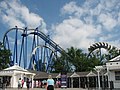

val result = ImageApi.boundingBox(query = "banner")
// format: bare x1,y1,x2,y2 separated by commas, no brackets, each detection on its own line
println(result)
61,72,67,88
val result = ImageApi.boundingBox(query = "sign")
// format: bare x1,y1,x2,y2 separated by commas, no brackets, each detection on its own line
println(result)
61,72,67,88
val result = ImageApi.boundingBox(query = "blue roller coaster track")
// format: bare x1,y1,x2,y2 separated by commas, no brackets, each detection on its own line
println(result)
3,26,66,72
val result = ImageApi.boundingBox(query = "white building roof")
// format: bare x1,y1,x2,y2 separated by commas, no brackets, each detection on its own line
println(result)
86,71,96,77
70,72,80,77
109,55,120,62
106,55,120,70
56,73,61,78
4,64,27,72
0,64,35,76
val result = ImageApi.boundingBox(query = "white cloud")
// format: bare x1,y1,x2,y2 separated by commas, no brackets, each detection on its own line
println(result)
98,13,117,31
109,40,120,49
61,1,83,18
0,0,120,52
61,2,78,15
118,12,120,24
52,18,100,50
52,0,120,50
0,0,47,33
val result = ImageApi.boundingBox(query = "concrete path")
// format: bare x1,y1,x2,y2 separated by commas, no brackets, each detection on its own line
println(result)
1,88,88,90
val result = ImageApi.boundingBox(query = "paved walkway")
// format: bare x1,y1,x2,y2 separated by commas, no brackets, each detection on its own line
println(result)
1,88,88,90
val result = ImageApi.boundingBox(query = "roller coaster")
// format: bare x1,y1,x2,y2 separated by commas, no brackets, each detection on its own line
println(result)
3,26,66,72
87,42,120,63
3,26,119,72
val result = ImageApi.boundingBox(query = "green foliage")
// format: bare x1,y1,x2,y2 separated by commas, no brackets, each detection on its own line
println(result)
101,46,120,63
52,46,102,72
52,44,120,73
52,52,73,73
108,46,120,59
0,42,11,70
66,47,102,72
87,55,101,71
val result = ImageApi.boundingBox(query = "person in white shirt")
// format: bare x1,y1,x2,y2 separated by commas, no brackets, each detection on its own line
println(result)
47,75,54,90
18,78,22,89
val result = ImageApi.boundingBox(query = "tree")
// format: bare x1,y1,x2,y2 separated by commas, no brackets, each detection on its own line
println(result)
52,46,101,72
52,45,119,73
66,47,87,72
87,54,102,71
52,51,73,73
0,42,11,70
66,47,101,72
108,46,120,59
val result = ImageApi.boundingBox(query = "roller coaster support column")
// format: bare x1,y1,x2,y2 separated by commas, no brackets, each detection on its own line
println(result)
14,26,18,64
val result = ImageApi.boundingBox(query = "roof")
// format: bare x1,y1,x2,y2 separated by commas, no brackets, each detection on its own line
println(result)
109,55,120,62
4,64,27,72
34,72,48,79
0,71,13,76
33,71,94,79
70,72,79,77
76,71,90,77
0,64,35,76
86,71,96,77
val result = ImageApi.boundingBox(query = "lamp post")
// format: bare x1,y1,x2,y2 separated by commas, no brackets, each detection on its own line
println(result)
96,69,101,90
94,66,104,90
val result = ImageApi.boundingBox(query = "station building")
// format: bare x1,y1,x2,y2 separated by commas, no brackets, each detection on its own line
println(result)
0,55,120,89
33,55,120,89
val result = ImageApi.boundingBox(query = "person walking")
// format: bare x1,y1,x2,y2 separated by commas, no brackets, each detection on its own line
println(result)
46,75,54,90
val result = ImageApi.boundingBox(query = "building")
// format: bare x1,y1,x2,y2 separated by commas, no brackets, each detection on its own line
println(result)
106,55,120,89
0,55,120,89
33,71,97,88
0,64,35,88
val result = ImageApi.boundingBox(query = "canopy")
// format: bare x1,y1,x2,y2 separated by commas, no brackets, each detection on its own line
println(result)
0,64,35,76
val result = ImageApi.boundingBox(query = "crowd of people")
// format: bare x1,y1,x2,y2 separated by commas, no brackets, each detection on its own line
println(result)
33,75,61,90
18,75,60,90
34,79,61,88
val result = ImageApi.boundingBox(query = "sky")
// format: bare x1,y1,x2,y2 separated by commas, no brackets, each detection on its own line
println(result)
0,0,120,52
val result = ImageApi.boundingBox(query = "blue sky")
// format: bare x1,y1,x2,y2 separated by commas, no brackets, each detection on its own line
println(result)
0,0,120,52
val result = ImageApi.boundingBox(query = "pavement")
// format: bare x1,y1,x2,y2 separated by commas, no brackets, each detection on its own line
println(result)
0,88,88,90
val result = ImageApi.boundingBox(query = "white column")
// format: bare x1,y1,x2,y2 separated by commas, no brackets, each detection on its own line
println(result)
97,70,101,90
71,78,73,88
94,66,103,90
31,75,34,88
87,77,89,89
13,73,17,88
79,77,80,88
11,75,14,88
107,70,110,88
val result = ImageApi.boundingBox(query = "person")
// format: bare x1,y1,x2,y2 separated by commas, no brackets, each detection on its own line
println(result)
26,78,30,90
18,78,22,89
58,80,61,88
46,75,54,90
0,79,2,88
21,79,24,88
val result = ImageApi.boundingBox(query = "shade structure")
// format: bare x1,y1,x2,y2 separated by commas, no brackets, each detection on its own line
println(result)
0,64,35,88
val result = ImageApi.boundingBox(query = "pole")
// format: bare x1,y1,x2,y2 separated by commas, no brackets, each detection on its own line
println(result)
97,70,101,90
